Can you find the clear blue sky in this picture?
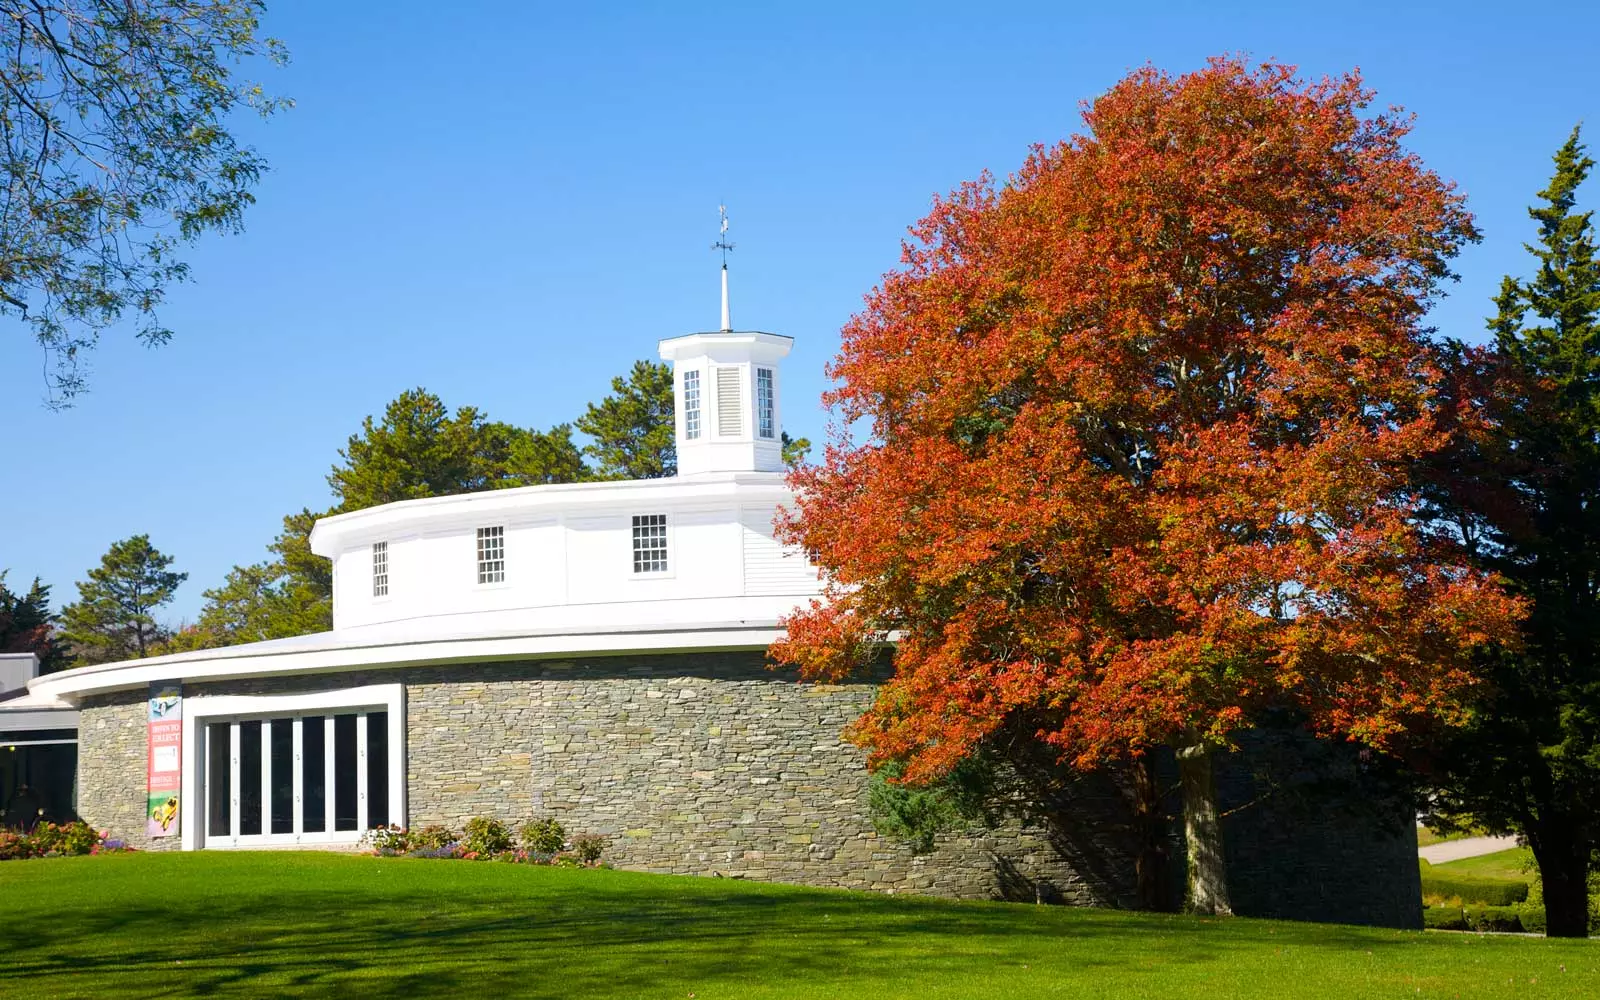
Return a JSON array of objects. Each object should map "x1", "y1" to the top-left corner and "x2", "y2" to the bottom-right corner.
[{"x1": 2, "y1": 0, "x2": 1595, "y2": 623}]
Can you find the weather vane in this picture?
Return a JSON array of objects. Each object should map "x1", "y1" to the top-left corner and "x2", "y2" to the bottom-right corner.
[
  {"x1": 714, "y1": 204, "x2": 734, "y2": 331},
  {"x1": 713, "y1": 203, "x2": 735, "y2": 263}
]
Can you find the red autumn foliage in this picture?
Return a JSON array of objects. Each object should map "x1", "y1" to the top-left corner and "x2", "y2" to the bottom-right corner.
[{"x1": 773, "y1": 58, "x2": 1524, "y2": 785}]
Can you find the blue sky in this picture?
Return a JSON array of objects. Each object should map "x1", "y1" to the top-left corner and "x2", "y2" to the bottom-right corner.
[{"x1": 2, "y1": 0, "x2": 1595, "y2": 623}]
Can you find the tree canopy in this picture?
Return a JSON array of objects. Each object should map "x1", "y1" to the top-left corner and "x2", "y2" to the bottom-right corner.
[
  {"x1": 175, "y1": 369, "x2": 671, "y2": 649},
  {"x1": 1427, "y1": 127, "x2": 1600, "y2": 937},
  {"x1": 772, "y1": 58, "x2": 1521, "y2": 914},
  {"x1": 60, "y1": 534, "x2": 185, "y2": 661},
  {"x1": 576, "y1": 360, "x2": 676, "y2": 479},
  {"x1": 0, "y1": 1, "x2": 289, "y2": 403},
  {"x1": 0, "y1": 571, "x2": 69, "y2": 673}
]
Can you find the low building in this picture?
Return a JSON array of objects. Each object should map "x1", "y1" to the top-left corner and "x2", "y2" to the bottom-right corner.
[
  {"x1": 1, "y1": 652, "x2": 80, "y2": 828},
  {"x1": 14, "y1": 317, "x2": 1421, "y2": 925}
]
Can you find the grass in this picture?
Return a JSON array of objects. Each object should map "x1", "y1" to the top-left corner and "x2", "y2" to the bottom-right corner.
[
  {"x1": 3, "y1": 853, "x2": 1598, "y2": 999},
  {"x1": 1417, "y1": 825, "x2": 1488, "y2": 848},
  {"x1": 1434, "y1": 848, "x2": 1538, "y2": 883}
]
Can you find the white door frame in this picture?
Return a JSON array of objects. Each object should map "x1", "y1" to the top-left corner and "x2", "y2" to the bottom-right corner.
[{"x1": 180, "y1": 684, "x2": 406, "y2": 851}]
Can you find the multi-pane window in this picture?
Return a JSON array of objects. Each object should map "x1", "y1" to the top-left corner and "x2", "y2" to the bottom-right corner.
[
  {"x1": 632, "y1": 514, "x2": 668, "y2": 574},
  {"x1": 756, "y1": 367, "x2": 775, "y2": 439},
  {"x1": 684, "y1": 369, "x2": 702, "y2": 440},
  {"x1": 372, "y1": 541, "x2": 389, "y2": 598},
  {"x1": 476, "y1": 526, "x2": 505, "y2": 584}
]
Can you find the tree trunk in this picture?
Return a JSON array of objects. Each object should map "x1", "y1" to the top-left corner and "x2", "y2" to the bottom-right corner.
[
  {"x1": 1131, "y1": 755, "x2": 1176, "y2": 911},
  {"x1": 1178, "y1": 739, "x2": 1233, "y2": 916},
  {"x1": 1529, "y1": 825, "x2": 1591, "y2": 939}
]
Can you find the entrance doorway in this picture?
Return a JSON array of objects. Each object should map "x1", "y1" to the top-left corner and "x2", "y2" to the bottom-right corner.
[{"x1": 188, "y1": 683, "x2": 406, "y2": 849}]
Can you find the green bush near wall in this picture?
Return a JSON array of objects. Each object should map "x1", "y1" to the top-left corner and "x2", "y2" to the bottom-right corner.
[
  {"x1": 1424, "y1": 904, "x2": 1537, "y2": 933},
  {"x1": 1418, "y1": 861, "x2": 1529, "y2": 906}
]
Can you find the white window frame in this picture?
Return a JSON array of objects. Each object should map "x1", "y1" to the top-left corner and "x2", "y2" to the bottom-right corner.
[
  {"x1": 476, "y1": 525, "x2": 506, "y2": 586},
  {"x1": 180, "y1": 684, "x2": 406, "y2": 852},
  {"x1": 630, "y1": 513, "x2": 670, "y2": 575},
  {"x1": 372, "y1": 541, "x2": 389, "y2": 599},
  {"x1": 755, "y1": 366, "x2": 776, "y2": 439},
  {"x1": 683, "y1": 368, "x2": 702, "y2": 441}
]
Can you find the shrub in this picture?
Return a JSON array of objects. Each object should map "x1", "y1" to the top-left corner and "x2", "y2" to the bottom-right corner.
[
  {"x1": 0, "y1": 822, "x2": 133, "y2": 861},
  {"x1": 26, "y1": 821, "x2": 101, "y2": 857},
  {"x1": 571, "y1": 833, "x2": 606, "y2": 864},
  {"x1": 463, "y1": 817, "x2": 513, "y2": 856},
  {"x1": 0, "y1": 830, "x2": 31, "y2": 861},
  {"x1": 1465, "y1": 905, "x2": 1525, "y2": 933},
  {"x1": 1518, "y1": 904, "x2": 1547, "y2": 935},
  {"x1": 521, "y1": 817, "x2": 566, "y2": 854},
  {"x1": 1424, "y1": 906, "x2": 1468, "y2": 931},
  {"x1": 361, "y1": 825, "x2": 412, "y2": 855},
  {"x1": 411, "y1": 825, "x2": 458, "y2": 851},
  {"x1": 1419, "y1": 871, "x2": 1529, "y2": 906}
]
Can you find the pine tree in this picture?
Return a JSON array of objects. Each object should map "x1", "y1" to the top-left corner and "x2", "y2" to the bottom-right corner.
[
  {"x1": 576, "y1": 360, "x2": 676, "y2": 479},
  {"x1": 60, "y1": 536, "x2": 186, "y2": 662},
  {"x1": 0, "y1": 572, "x2": 69, "y2": 673},
  {"x1": 1431, "y1": 126, "x2": 1600, "y2": 937},
  {"x1": 780, "y1": 431, "x2": 812, "y2": 469}
]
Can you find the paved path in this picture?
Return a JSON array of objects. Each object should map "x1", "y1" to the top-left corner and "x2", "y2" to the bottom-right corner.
[{"x1": 1418, "y1": 834, "x2": 1521, "y2": 864}]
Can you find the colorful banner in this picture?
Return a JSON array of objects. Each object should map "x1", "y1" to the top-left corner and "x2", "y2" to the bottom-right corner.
[{"x1": 146, "y1": 682, "x2": 182, "y2": 838}]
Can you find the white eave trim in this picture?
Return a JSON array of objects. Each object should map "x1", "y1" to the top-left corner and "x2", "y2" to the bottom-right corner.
[
  {"x1": 28, "y1": 622, "x2": 787, "y2": 703},
  {"x1": 0, "y1": 706, "x2": 80, "y2": 732},
  {"x1": 309, "y1": 472, "x2": 793, "y2": 555}
]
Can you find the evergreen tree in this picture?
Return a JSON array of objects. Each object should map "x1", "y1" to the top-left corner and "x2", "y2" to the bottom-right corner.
[
  {"x1": 1430, "y1": 127, "x2": 1600, "y2": 937},
  {"x1": 60, "y1": 536, "x2": 186, "y2": 662},
  {"x1": 576, "y1": 360, "x2": 676, "y2": 479},
  {"x1": 780, "y1": 431, "x2": 812, "y2": 469},
  {"x1": 182, "y1": 390, "x2": 593, "y2": 649},
  {"x1": 0, "y1": 572, "x2": 69, "y2": 673}
]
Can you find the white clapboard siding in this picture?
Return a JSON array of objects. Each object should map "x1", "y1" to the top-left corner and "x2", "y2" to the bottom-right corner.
[{"x1": 741, "y1": 506, "x2": 817, "y2": 595}]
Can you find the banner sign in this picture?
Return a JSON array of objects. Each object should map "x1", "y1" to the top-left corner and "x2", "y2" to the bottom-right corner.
[{"x1": 146, "y1": 682, "x2": 182, "y2": 838}]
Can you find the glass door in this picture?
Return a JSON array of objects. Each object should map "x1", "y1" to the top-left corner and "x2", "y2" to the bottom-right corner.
[{"x1": 201, "y1": 710, "x2": 391, "y2": 847}]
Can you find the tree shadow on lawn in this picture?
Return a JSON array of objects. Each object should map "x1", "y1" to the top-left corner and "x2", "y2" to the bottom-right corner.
[{"x1": 0, "y1": 855, "x2": 1447, "y2": 999}]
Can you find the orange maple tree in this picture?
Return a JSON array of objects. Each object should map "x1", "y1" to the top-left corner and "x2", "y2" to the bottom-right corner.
[{"x1": 772, "y1": 58, "x2": 1524, "y2": 914}]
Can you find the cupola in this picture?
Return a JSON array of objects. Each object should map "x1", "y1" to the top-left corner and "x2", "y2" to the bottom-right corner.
[{"x1": 658, "y1": 330, "x2": 792, "y2": 475}]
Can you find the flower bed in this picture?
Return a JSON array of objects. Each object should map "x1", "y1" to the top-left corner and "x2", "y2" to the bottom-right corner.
[
  {"x1": 0, "y1": 821, "x2": 136, "y2": 861},
  {"x1": 360, "y1": 817, "x2": 607, "y2": 867}
]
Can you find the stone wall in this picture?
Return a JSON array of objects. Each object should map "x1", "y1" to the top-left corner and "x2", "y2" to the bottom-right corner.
[
  {"x1": 72, "y1": 652, "x2": 1418, "y2": 925},
  {"x1": 77, "y1": 692, "x2": 177, "y2": 851}
]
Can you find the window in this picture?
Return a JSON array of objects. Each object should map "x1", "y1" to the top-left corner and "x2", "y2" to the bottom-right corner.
[
  {"x1": 372, "y1": 541, "x2": 389, "y2": 598},
  {"x1": 756, "y1": 367, "x2": 775, "y2": 439},
  {"x1": 716, "y1": 367, "x2": 742, "y2": 436},
  {"x1": 476, "y1": 526, "x2": 505, "y2": 584},
  {"x1": 632, "y1": 514, "x2": 668, "y2": 574},
  {"x1": 684, "y1": 369, "x2": 702, "y2": 440},
  {"x1": 186, "y1": 684, "x2": 404, "y2": 850},
  {"x1": 199, "y1": 706, "x2": 395, "y2": 845}
]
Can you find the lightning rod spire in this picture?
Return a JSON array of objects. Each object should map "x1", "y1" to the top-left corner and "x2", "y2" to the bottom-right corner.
[{"x1": 713, "y1": 204, "x2": 734, "y2": 332}]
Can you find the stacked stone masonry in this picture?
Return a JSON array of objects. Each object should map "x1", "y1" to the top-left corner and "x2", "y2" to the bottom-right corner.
[{"x1": 74, "y1": 652, "x2": 1419, "y2": 925}]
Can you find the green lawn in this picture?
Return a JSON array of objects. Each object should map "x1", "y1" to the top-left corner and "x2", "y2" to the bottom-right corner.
[
  {"x1": 2, "y1": 853, "x2": 1597, "y2": 999},
  {"x1": 1434, "y1": 847, "x2": 1538, "y2": 883},
  {"x1": 1416, "y1": 825, "x2": 1489, "y2": 848}
]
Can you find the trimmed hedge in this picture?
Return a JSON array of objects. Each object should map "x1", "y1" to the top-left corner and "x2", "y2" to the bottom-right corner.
[
  {"x1": 1424, "y1": 906, "x2": 1468, "y2": 931},
  {"x1": 1419, "y1": 868, "x2": 1529, "y2": 906},
  {"x1": 1425, "y1": 905, "x2": 1536, "y2": 933},
  {"x1": 1518, "y1": 904, "x2": 1547, "y2": 934}
]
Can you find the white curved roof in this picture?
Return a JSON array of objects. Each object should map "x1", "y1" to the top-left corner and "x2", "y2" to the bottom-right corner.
[{"x1": 31, "y1": 470, "x2": 820, "y2": 706}]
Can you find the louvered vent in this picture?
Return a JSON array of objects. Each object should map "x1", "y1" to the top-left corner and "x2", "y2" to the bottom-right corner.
[{"x1": 716, "y1": 367, "x2": 742, "y2": 436}]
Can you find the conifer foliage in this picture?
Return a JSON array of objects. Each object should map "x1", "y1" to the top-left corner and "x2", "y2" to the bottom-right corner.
[
  {"x1": 0, "y1": 573, "x2": 69, "y2": 673},
  {"x1": 1429, "y1": 127, "x2": 1600, "y2": 937},
  {"x1": 60, "y1": 535, "x2": 186, "y2": 662},
  {"x1": 773, "y1": 59, "x2": 1522, "y2": 913}
]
